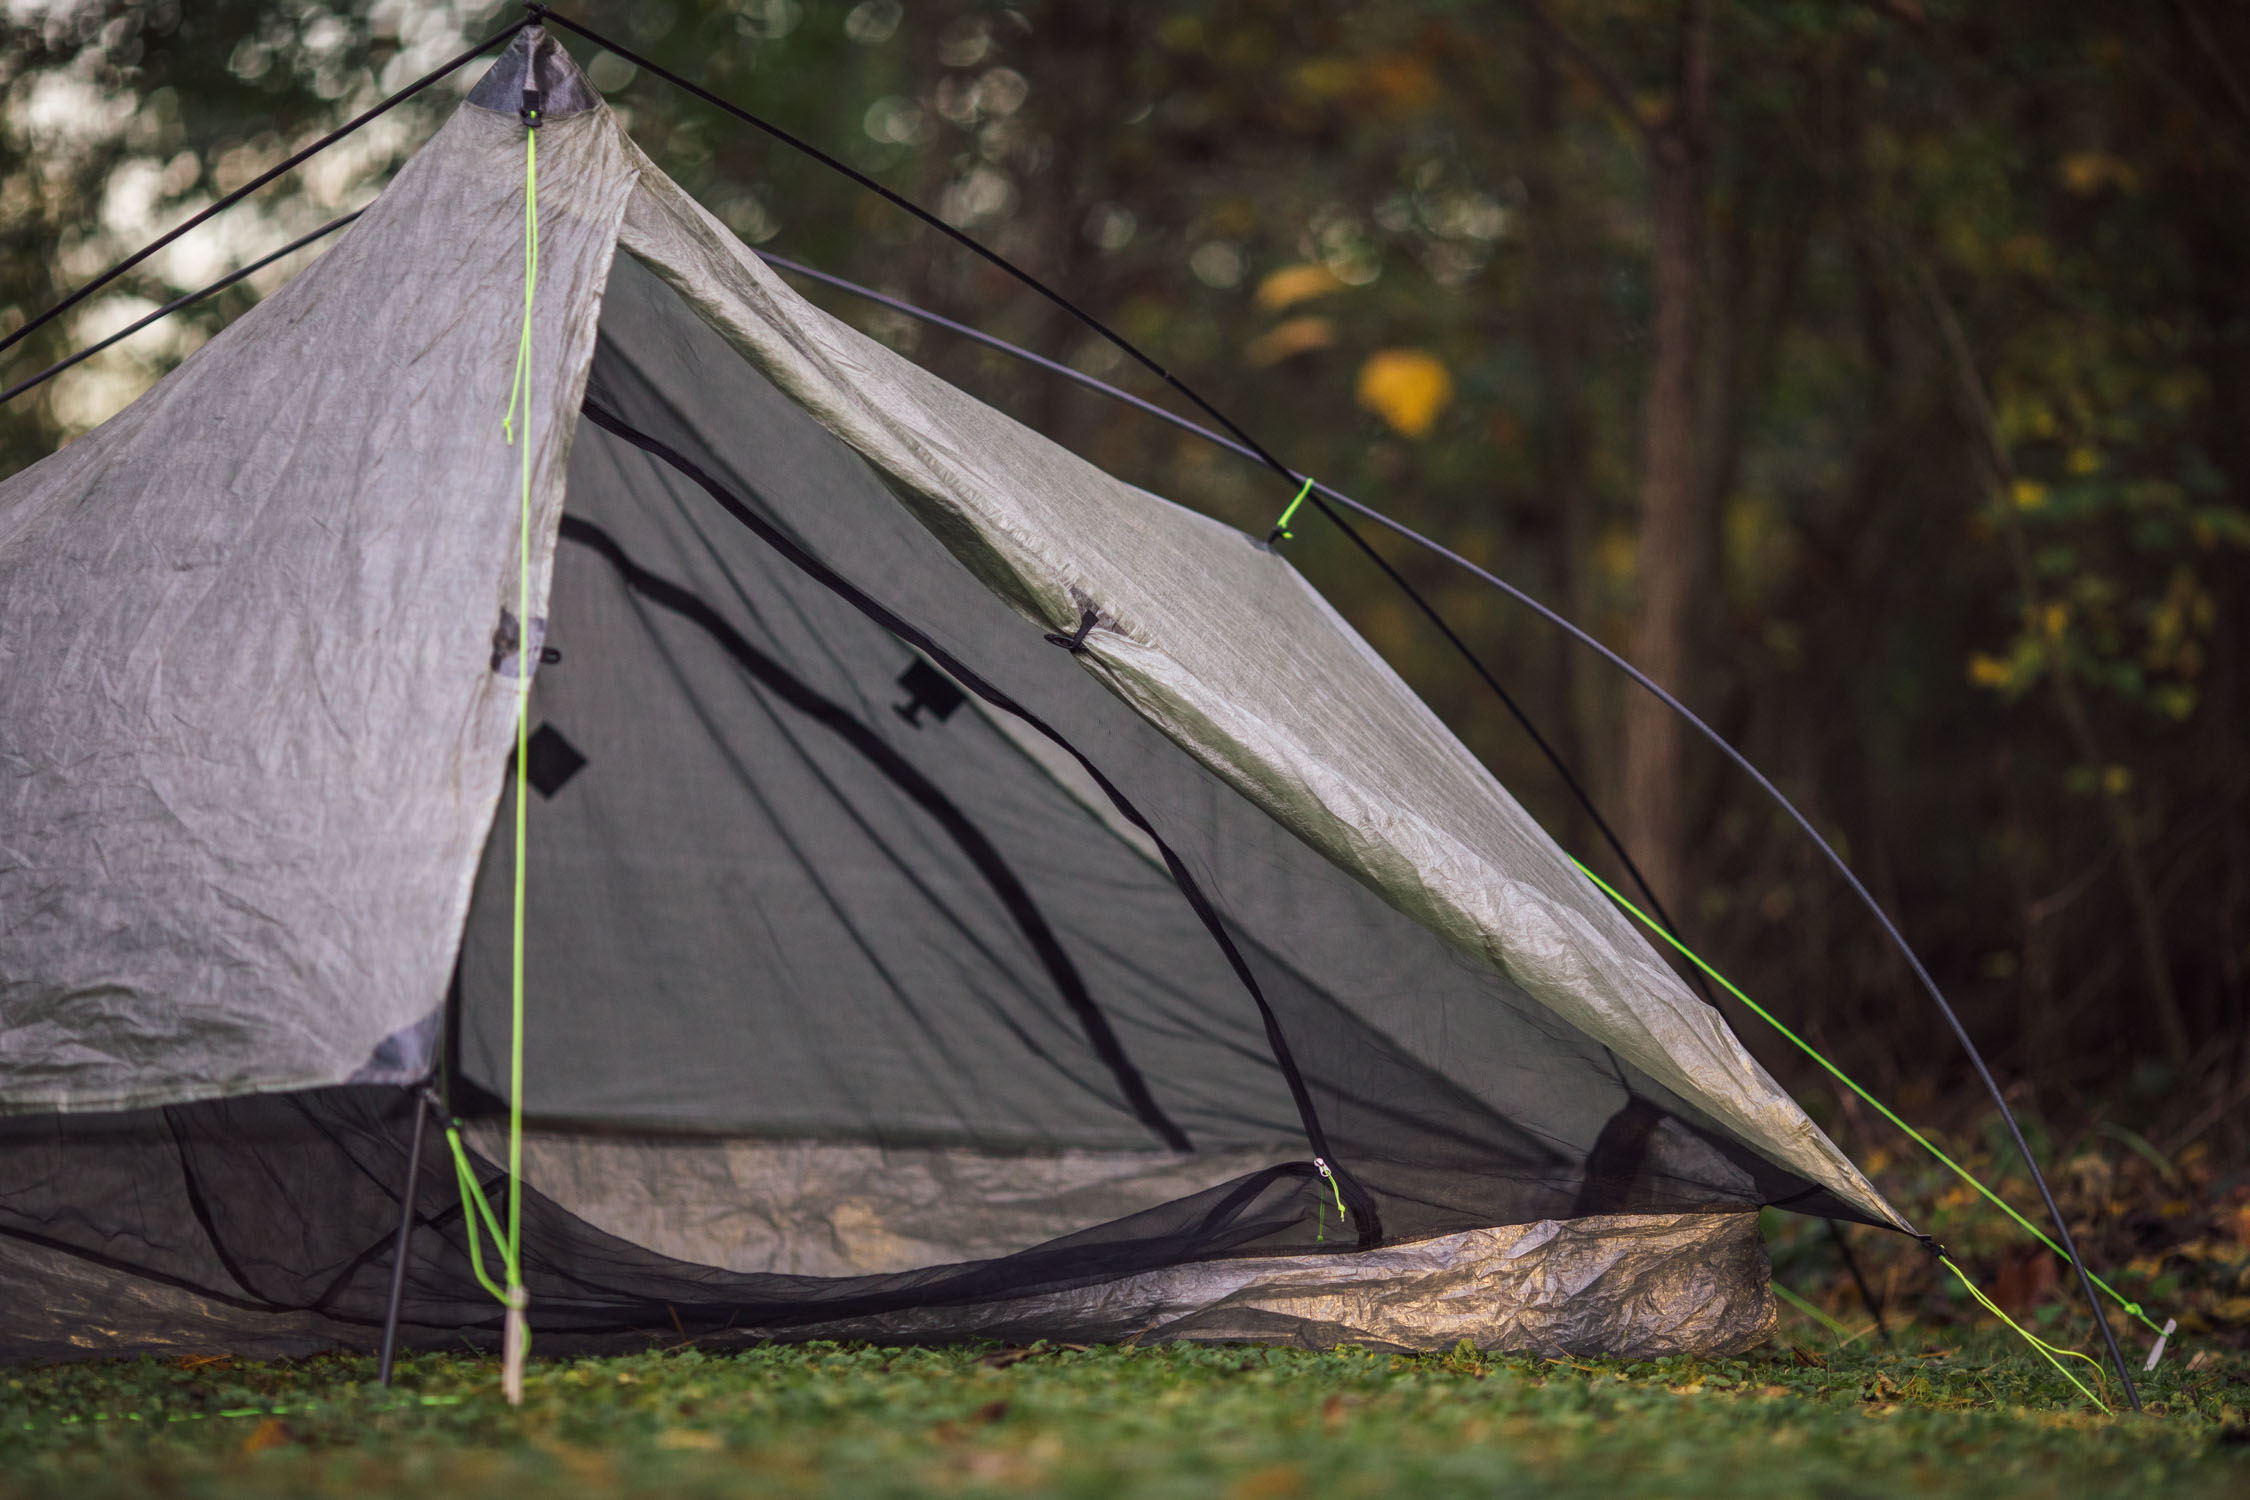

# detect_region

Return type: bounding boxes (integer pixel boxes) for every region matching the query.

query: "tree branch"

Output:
[1514,0,1656,149]
[1895,238,2193,1068]
[2173,0,2250,134]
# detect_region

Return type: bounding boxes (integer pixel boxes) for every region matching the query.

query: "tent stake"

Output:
[376,1088,431,1387]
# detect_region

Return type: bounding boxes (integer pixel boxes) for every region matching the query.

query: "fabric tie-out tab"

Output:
[1044,608,1099,654]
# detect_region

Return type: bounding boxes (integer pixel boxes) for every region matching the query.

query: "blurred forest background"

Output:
[1,0,2245,1252]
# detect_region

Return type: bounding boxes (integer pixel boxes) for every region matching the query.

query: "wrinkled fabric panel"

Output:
[0,1201,1769,1362]
[464,1125,1299,1276]
[0,104,636,1111]
[610,152,1895,1230]
[745,1212,1776,1358]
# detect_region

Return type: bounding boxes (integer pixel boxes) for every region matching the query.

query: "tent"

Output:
[0,27,1908,1366]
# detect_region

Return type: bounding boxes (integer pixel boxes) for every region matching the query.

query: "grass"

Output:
[3,1331,2245,1498]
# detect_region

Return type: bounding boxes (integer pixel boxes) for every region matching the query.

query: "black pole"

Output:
[376,1087,431,1387]
[0,211,361,410]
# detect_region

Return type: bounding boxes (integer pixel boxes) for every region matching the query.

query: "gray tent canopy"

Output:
[0,30,1903,1362]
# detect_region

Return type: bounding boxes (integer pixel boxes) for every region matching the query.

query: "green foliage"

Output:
[2,1335,2247,1498]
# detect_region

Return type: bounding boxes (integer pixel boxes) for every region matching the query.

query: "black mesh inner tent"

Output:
[0,252,1872,1359]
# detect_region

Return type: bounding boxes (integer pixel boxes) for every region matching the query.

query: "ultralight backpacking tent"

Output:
[0,26,1918,1368]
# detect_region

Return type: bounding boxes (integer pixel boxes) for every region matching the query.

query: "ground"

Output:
[3,1329,2245,1499]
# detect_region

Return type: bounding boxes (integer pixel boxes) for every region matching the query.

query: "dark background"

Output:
[3,3,2246,1315]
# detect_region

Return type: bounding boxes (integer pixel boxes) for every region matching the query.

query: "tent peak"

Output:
[466,24,599,122]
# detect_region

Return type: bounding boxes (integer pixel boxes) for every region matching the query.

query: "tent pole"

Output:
[376,1087,431,1387]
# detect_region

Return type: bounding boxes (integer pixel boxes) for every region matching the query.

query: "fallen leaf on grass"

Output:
[656,1429,723,1452]
[240,1418,292,1455]
[930,1401,1011,1444]
[1231,1463,1307,1499]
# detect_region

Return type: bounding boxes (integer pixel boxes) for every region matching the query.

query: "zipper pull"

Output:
[1313,1156,1348,1226]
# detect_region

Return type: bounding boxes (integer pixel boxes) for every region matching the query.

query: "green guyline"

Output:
[446,108,539,1401]
[1569,857,2163,1341]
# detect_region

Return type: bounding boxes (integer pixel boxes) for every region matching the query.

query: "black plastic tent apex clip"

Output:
[519,9,555,128]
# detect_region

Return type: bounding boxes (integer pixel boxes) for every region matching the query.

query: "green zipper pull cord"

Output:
[1312,1156,1348,1243]
[443,1120,512,1305]
[1268,476,1315,543]
[1568,856,2164,1343]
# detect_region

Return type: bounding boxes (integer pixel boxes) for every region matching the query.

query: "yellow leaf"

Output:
[1254,263,1346,312]
[2066,445,2102,476]
[1595,527,1637,584]
[2011,478,2049,511]
[1998,234,2053,276]
[2102,765,2133,796]
[1292,57,1358,102]
[2059,151,2136,195]
[1158,16,1202,50]
[1367,55,1439,112]
[1356,349,1452,438]
[1968,653,2013,688]
[1244,316,1336,368]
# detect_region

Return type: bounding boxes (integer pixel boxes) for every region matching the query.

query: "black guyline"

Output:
[554,511,1193,1153]
[0,20,529,369]
[582,17,2130,1388]
[532,8,1293,483]
[0,211,363,410]
[758,253,1717,1009]
[578,399,1379,1247]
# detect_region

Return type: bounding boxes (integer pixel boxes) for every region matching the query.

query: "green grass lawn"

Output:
[3,1332,2244,1499]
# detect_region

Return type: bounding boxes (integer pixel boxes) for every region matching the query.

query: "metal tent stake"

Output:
[376,1088,431,1387]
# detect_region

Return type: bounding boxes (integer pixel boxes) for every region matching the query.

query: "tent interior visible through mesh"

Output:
[0,30,1904,1364]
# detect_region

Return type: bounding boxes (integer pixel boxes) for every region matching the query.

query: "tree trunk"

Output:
[1620,0,1713,914]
